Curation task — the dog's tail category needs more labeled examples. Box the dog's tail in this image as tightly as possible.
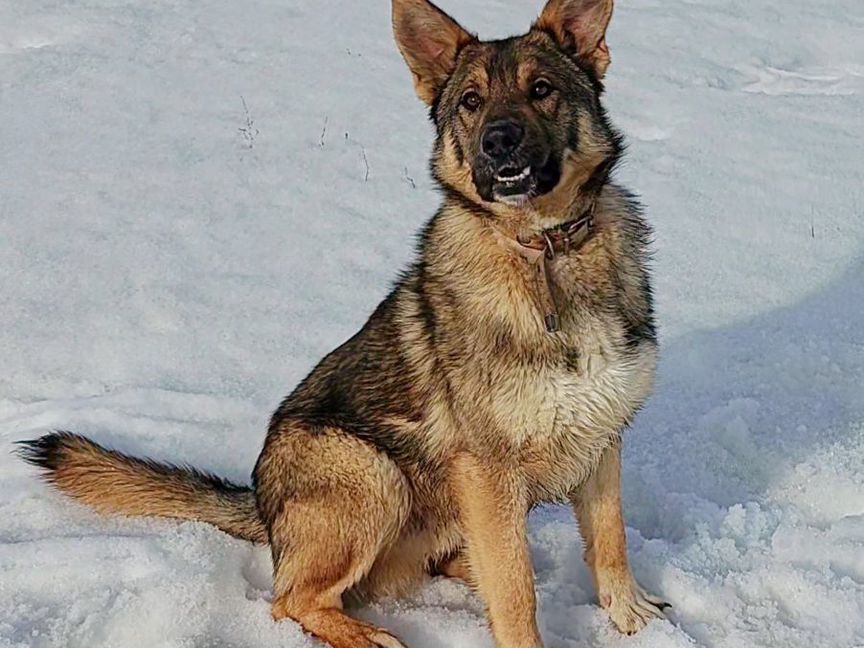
[17,431,268,544]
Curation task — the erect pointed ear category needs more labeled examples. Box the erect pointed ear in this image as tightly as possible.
[535,0,614,78]
[392,0,476,105]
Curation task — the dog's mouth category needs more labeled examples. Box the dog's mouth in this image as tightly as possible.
[492,164,534,203]
[478,156,562,205]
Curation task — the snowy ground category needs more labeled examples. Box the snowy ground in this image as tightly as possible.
[2,0,863,646]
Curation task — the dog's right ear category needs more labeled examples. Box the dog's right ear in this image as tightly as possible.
[392,0,475,105]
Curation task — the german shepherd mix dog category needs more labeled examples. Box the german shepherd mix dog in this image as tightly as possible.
[19,0,668,646]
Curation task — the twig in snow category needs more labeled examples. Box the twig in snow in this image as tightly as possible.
[320,117,329,148]
[238,96,259,149]
[361,147,370,182]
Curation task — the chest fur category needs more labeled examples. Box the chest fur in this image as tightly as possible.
[457,318,656,501]
[423,203,655,498]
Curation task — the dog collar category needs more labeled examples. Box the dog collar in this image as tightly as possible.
[497,205,595,334]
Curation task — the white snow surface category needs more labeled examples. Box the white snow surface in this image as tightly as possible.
[2,0,864,646]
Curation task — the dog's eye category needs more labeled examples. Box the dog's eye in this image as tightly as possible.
[460,91,482,112]
[530,80,554,100]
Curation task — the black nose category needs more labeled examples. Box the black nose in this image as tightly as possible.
[481,120,524,159]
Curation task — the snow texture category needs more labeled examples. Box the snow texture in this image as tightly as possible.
[2,0,864,647]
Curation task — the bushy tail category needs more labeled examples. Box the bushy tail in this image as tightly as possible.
[17,431,268,544]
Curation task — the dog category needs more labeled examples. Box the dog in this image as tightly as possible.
[18,1,668,646]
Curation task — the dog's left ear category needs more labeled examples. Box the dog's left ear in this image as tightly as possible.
[535,0,614,78]
[392,0,475,105]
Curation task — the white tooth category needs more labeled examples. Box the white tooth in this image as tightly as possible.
[496,166,532,182]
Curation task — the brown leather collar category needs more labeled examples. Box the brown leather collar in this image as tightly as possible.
[496,205,595,333]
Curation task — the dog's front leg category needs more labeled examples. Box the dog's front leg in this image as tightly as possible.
[570,441,668,634]
[451,453,542,648]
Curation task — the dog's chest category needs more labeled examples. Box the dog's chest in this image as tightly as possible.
[482,326,656,499]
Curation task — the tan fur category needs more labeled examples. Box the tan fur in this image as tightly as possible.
[572,443,668,633]
[535,0,615,77]
[392,0,476,104]
[245,205,661,643]
[23,433,266,543]
[435,552,474,585]
[288,609,405,648]
[451,453,542,647]
[20,1,668,646]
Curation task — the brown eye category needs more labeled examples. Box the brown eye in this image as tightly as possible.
[460,91,482,112]
[531,79,553,100]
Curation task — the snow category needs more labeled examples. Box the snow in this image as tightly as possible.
[1,0,863,646]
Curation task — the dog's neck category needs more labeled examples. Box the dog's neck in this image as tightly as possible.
[510,193,595,240]
[514,203,596,254]
[492,201,596,334]
[478,158,611,333]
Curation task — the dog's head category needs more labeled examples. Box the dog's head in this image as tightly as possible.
[393,0,620,219]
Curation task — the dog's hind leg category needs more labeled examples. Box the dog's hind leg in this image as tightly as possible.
[435,551,474,585]
[255,425,411,648]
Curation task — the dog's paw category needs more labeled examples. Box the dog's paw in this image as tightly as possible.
[366,629,408,648]
[598,578,669,635]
